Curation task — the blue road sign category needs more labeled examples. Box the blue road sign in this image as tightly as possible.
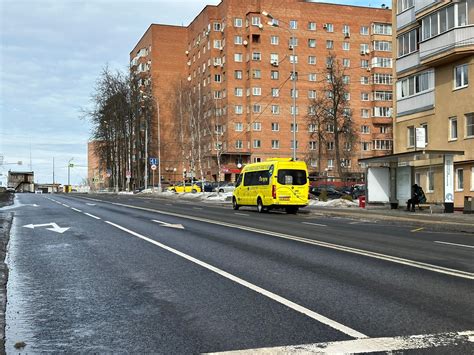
[149,158,158,165]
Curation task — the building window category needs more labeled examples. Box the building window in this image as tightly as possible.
[234,53,243,62]
[397,0,414,13]
[374,91,393,101]
[343,75,350,84]
[343,58,350,67]
[454,64,469,89]
[407,126,415,147]
[252,69,261,79]
[372,23,392,35]
[271,105,280,114]
[235,140,243,149]
[270,35,279,45]
[252,52,261,61]
[271,122,279,131]
[290,89,298,98]
[252,87,262,96]
[308,38,316,48]
[251,16,261,26]
[397,29,417,57]
[448,117,458,140]
[373,140,392,150]
[290,123,298,132]
[308,90,316,99]
[466,113,474,137]
[290,140,298,149]
[308,73,317,82]
[342,42,350,51]
[325,23,334,32]
[253,139,261,148]
[421,123,428,145]
[271,140,280,149]
[427,170,434,192]
[234,36,242,45]
[397,70,434,99]
[234,70,243,79]
[290,106,299,115]
[372,57,392,68]
[327,141,334,150]
[361,142,371,151]
[361,59,369,68]
[360,26,369,35]
[213,22,221,31]
[421,2,471,41]
[373,73,393,85]
[326,40,334,49]
[360,76,369,85]
[361,92,369,101]
[374,40,392,52]
[289,20,297,29]
[234,105,243,114]
[361,125,370,134]
[456,168,464,191]
[308,22,316,31]
[234,18,243,27]
[271,88,279,97]
[235,122,243,131]
[289,55,298,63]
[361,109,370,118]
[270,70,279,80]
[234,88,243,97]
[308,56,316,65]
[309,141,317,150]
[252,104,262,113]
[252,122,261,131]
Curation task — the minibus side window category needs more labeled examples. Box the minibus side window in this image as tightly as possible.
[243,172,252,186]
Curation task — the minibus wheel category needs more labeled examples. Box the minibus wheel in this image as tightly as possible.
[257,198,266,213]
[232,197,239,210]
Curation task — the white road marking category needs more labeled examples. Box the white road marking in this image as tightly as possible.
[84,213,101,220]
[23,223,69,234]
[151,219,184,229]
[62,204,70,208]
[86,203,96,206]
[105,201,474,280]
[435,241,474,249]
[71,207,82,212]
[104,220,367,339]
[208,330,474,354]
[302,222,327,227]
[234,213,249,216]
[165,203,173,206]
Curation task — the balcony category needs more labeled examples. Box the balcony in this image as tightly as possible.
[396,51,420,74]
[396,90,434,116]
[415,0,438,14]
[420,26,474,65]
[371,116,393,125]
[397,7,415,29]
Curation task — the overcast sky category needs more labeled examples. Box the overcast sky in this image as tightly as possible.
[0,0,386,186]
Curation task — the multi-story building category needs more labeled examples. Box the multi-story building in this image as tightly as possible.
[130,0,392,183]
[393,0,474,209]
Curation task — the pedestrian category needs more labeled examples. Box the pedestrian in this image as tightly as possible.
[406,184,426,212]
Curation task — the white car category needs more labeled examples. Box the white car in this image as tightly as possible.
[215,183,235,193]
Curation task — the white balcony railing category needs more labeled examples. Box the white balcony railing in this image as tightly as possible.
[415,0,437,14]
[420,26,474,62]
[396,90,434,116]
[396,51,420,74]
[397,7,415,29]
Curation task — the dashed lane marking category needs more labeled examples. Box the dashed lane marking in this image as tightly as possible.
[435,241,474,249]
[411,227,425,232]
[105,220,367,339]
[302,222,327,227]
[71,207,82,212]
[84,213,101,220]
[234,213,249,216]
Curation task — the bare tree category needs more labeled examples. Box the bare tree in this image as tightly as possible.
[307,53,357,180]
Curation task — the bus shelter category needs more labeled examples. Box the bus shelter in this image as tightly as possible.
[359,150,464,213]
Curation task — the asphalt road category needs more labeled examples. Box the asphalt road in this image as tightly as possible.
[4,193,474,353]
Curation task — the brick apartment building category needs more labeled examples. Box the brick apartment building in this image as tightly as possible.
[130,0,393,183]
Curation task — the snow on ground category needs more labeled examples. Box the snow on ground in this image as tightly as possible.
[138,190,358,207]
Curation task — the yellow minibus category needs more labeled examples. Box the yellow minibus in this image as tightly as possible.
[232,158,309,214]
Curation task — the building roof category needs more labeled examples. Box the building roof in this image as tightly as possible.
[359,150,465,166]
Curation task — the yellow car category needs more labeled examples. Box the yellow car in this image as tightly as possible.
[167,182,202,193]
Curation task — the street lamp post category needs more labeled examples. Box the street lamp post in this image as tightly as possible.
[67,157,74,187]
[263,11,297,160]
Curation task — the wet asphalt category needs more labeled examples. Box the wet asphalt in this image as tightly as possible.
[4,193,474,353]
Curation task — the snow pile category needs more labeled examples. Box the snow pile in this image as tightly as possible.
[309,198,358,208]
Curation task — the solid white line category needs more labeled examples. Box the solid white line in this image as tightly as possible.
[435,241,474,249]
[208,330,474,354]
[82,199,474,280]
[104,220,367,339]
[84,213,101,220]
[302,222,327,227]
[234,213,249,216]
[71,207,82,212]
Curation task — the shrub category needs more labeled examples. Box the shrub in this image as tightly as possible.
[319,189,328,202]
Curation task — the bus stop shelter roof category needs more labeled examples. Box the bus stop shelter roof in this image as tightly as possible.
[358,150,465,166]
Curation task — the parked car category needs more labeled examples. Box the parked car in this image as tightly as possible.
[309,186,344,199]
[167,182,201,193]
[216,182,235,193]
[195,181,219,192]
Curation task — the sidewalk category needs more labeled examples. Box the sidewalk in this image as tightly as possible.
[307,205,474,234]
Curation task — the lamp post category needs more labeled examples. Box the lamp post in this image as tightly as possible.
[67,157,74,187]
[263,11,297,160]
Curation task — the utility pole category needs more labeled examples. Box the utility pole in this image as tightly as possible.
[52,157,55,194]
[144,121,148,190]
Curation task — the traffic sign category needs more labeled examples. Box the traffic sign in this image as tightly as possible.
[149,158,158,165]
[151,164,157,171]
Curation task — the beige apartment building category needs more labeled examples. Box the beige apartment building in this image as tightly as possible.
[392,0,474,210]
[130,0,393,183]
